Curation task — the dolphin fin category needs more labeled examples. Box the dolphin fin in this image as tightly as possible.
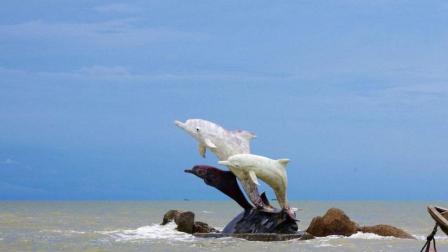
[248,170,260,186]
[277,159,290,168]
[204,138,217,149]
[198,144,206,158]
[234,130,256,141]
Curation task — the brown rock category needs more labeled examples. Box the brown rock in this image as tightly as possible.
[175,211,195,234]
[358,225,415,239]
[306,208,358,237]
[193,221,219,233]
[161,209,182,225]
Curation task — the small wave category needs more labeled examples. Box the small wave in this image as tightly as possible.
[348,232,396,240]
[97,223,195,242]
[201,210,213,214]
[311,232,397,241]
[41,229,86,235]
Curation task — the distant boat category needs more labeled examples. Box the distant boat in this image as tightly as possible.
[428,206,448,235]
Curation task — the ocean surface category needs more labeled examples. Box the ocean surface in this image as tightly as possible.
[0,201,447,252]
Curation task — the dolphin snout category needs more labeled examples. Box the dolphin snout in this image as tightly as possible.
[174,120,185,128]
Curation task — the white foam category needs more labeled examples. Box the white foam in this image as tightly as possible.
[97,223,195,242]
[413,235,448,241]
[348,232,396,240]
[41,229,86,235]
[309,232,397,242]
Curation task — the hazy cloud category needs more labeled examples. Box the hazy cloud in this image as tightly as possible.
[0,19,207,47]
[93,3,140,14]
[1,65,290,82]
[1,158,19,165]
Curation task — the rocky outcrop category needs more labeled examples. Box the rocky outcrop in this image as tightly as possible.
[306,208,415,239]
[161,209,182,225]
[175,211,195,233]
[359,225,414,239]
[193,221,219,233]
[306,208,358,236]
[222,209,298,234]
[161,209,218,234]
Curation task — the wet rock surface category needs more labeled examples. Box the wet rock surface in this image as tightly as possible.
[161,209,218,234]
[175,211,195,234]
[194,231,314,241]
[193,221,219,233]
[306,208,414,239]
[161,209,182,225]
[359,225,414,239]
[222,209,298,234]
[306,208,358,237]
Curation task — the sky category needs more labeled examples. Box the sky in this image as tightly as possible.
[0,0,447,200]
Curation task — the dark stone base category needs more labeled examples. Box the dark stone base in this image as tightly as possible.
[194,231,314,241]
[222,209,298,234]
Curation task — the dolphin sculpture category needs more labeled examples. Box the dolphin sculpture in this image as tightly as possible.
[185,165,253,210]
[175,119,269,209]
[184,165,273,210]
[174,119,255,160]
[218,153,296,220]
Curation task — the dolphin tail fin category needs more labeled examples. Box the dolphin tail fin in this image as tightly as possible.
[234,130,256,141]
[277,159,290,168]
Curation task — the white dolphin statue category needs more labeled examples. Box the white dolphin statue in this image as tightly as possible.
[219,153,296,220]
[174,119,255,160]
[175,119,269,209]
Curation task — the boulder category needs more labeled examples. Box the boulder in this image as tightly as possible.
[161,209,182,225]
[174,211,195,234]
[306,208,414,239]
[222,209,298,234]
[306,208,358,237]
[359,225,415,239]
[161,209,218,234]
[193,221,219,233]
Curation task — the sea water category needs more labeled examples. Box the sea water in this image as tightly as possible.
[0,201,447,251]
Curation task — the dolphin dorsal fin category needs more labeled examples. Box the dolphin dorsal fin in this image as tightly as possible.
[277,159,290,168]
[248,170,260,185]
[234,130,256,141]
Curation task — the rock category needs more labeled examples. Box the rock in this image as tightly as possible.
[306,208,414,239]
[194,231,314,241]
[193,221,219,233]
[175,211,195,234]
[306,208,358,237]
[222,209,298,234]
[161,209,219,234]
[161,209,182,225]
[359,225,415,239]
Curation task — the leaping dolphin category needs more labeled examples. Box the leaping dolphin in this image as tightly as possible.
[175,119,269,210]
[185,165,253,210]
[174,119,255,159]
[219,153,296,220]
[184,165,272,210]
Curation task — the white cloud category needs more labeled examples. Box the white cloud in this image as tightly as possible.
[93,3,140,14]
[0,65,288,82]
[1,158,19,165]
[0,19,207,47]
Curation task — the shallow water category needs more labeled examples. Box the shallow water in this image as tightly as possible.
[0,201,447,251]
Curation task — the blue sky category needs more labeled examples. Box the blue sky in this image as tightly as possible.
[0,1,447,200]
